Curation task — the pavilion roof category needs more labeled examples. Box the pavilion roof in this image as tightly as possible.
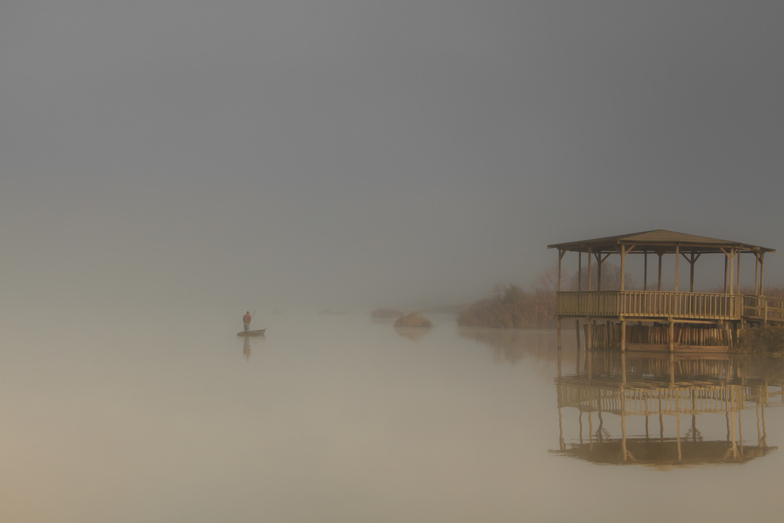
[547,229,775,254]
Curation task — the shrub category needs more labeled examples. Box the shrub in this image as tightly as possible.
[457,284,556,328]
[737,325,784,353]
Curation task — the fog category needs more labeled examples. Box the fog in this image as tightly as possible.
[2,1,783,314]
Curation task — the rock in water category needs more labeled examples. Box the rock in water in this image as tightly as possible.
[394,312,433,328]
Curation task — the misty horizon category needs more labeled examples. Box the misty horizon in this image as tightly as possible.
[2,2,783,314]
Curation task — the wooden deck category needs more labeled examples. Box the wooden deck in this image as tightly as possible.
[556,290,784,324]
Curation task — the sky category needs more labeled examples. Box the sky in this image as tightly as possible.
[1,1,783,312]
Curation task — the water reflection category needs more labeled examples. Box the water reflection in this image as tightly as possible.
[555,352,782,466]
[394,327,432,342]
[459,327,556,364]
[243,337,251,361]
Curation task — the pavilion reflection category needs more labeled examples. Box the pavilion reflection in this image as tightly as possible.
[554,351,783,465]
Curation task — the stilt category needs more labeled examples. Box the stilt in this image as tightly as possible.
[557,316,562,350]
[621,352,627,384]
[724,323,731,349]
[669,320,675,353]
[587,319,593,350]
[620,320,626,351]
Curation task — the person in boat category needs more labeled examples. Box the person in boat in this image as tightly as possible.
[243,311,253,332]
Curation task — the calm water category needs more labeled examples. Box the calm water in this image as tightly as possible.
[2,308,784,522]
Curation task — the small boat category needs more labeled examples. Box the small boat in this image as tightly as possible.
[237,329,266,337]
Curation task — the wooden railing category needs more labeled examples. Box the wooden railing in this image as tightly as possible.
[556,291,743,320]
[557,381,747,415]
[742,295,784,323]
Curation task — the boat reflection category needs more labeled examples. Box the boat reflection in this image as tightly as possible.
[554,352,782,466]
[242,337,251,361]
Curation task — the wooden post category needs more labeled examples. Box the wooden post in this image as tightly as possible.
[575,320,581,350]
[620,319,626,351]
[669,319,675,353]
[557,317,562,349]
[760,253,765,296]
[676,411,682,462]
[754,253,759,296]
[724,256,728,293]
[620,246,626,291]
[658,251,663,291]
[596,252,602,291]
[689,252,695,292]
[675,245,680,292]
[644,250,648,291]
[619,352,626,388]
[587,337,593,379]
[587,318,593,350]
[621,412,627,462]
[737,251,741,294]
[578,252,582,291]
[729,248,735,295]
[557,249,564,292]
[724,322,731,349]
[587,247,592,291]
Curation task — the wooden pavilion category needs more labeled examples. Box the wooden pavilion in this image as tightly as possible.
[548,230,781,352]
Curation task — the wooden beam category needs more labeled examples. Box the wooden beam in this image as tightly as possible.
[760,252,765,296]
[644,250,648,291]
[737,251,741,294]
[658,251,663,291]
[578,252,582,291]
